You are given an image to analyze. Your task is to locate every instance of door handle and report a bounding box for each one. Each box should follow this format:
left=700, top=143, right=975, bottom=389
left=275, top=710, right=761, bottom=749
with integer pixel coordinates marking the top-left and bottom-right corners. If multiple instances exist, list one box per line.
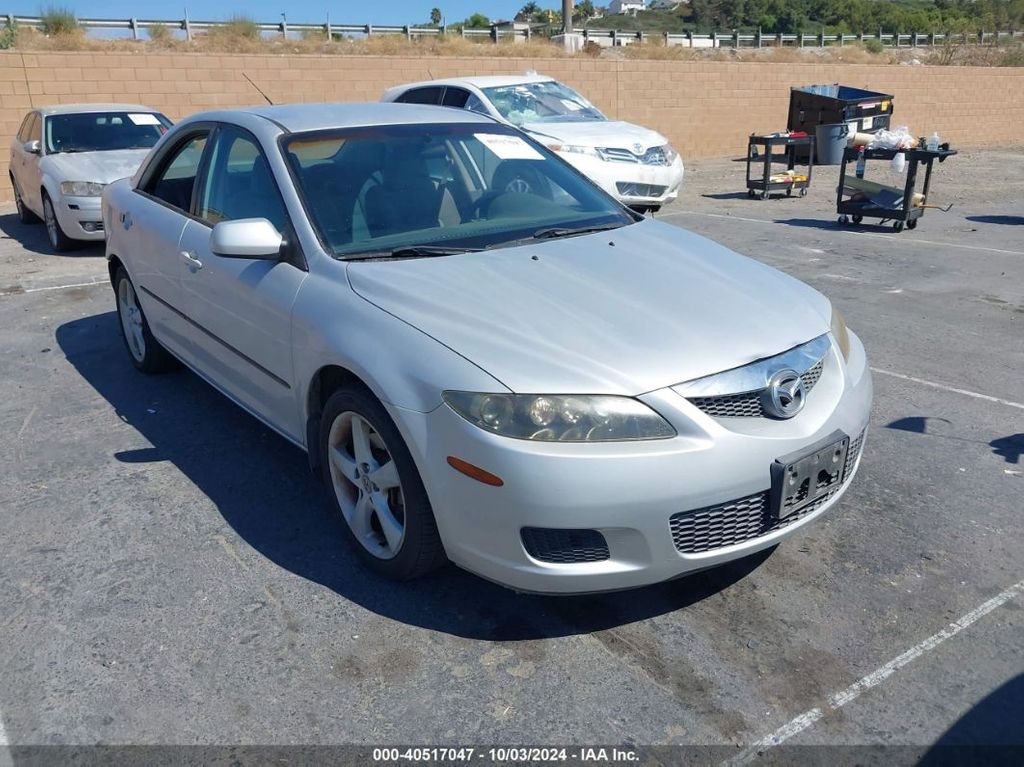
left=181, top=250, right=203, bottom=270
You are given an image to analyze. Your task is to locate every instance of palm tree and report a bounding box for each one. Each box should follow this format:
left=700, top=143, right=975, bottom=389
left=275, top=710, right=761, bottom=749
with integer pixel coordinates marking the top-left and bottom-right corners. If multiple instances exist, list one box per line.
left=430, top=7, right=442, bottom=26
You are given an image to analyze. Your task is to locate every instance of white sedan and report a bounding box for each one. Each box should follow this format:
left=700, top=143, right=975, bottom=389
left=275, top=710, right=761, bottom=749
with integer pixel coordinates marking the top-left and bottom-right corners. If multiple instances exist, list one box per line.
left=103, top=103, right=871, bottom=594
left=9, top=104, right=172, bottom=250
left=382, top=74, right=684, bottom=212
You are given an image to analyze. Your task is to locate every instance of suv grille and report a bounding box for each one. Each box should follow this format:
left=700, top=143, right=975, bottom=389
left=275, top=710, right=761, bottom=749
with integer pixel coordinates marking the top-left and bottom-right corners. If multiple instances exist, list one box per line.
left=600, top=146, right=671, bottom=166
left=689, top=359, right=825, bottom=419
left=616, top=182, right=668, bottom=198
left=521, top=527, right=610, bottom=564
left=669, top=430, right=865, bottom=554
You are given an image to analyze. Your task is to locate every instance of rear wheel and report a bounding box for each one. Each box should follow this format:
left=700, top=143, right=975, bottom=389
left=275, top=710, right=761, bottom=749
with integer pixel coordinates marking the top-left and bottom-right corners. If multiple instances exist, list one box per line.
left=42, top=192, right=78, bottom=252
left=321, top=387, right=446, bottom=580
left=114, top=267, right=178, bottom=373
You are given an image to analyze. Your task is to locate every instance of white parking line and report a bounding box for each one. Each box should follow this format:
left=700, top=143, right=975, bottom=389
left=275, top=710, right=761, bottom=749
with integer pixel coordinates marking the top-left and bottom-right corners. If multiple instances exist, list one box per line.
left=22, top=278, right=108, bottom=294
left=661, top=209, right=1024, bottom=257
left=725, top=580, right=1024, bottom=765
left=871, top=367, right=1024, bottom=411
left=0, top=710, right=11, bottom=767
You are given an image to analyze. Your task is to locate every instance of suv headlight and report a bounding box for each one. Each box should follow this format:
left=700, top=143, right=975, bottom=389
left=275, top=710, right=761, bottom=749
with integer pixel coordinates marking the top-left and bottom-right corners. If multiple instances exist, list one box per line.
left=60, top=181, right=106, bottom=197
left=662, top=144, right=679, bottom=163
left=443, top=392, right=676, bottom=442
left=830, top=306, right=851, bottom=361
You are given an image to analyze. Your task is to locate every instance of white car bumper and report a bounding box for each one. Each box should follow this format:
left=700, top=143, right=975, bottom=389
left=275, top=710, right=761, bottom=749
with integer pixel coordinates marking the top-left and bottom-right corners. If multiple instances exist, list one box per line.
left=559, top=153, right=684, bottom=208
left=55, top=194, right=105, bottom=241
left=393, top=332, right=872, bottom=594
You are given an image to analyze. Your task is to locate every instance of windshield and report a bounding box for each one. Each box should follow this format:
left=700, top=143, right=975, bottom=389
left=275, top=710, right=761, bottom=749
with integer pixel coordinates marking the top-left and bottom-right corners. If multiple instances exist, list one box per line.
left=482, top=81, right=605, bottom=126
left=283, top=123, right=634, bottom=259
left=44, top=111, right=172, bottom=154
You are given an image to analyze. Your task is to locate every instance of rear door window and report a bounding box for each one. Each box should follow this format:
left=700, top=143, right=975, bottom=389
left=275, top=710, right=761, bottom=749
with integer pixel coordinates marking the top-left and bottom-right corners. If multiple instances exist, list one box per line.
left=395, top=87, right=443, bottom=105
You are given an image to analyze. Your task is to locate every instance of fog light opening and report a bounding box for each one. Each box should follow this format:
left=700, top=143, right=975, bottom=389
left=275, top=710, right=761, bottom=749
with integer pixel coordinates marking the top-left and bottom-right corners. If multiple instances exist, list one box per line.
left=446, top=456, right=504, bottom=487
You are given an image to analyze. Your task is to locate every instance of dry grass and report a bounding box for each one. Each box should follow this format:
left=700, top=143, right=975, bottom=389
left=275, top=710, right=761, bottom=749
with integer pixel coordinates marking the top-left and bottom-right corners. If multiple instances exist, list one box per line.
left=7, top=27, right=1021, bottom=66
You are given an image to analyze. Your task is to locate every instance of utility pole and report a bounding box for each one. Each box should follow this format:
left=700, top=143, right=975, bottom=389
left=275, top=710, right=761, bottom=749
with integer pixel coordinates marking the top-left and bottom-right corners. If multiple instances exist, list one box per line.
left=563, top=0, right=573, bottom=35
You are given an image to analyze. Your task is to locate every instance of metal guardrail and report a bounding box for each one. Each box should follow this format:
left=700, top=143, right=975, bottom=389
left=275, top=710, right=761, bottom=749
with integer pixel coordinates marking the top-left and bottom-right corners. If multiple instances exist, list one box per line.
left=5, top=14, right=1023, bottom=47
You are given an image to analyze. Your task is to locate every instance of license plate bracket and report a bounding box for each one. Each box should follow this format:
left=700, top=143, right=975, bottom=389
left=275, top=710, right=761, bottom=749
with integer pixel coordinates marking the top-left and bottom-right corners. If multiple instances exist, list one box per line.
left=770, top=431, right=849, bottom=520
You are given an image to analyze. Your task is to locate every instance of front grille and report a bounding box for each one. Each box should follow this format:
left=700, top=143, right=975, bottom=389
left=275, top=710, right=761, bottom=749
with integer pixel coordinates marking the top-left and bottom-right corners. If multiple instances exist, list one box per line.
left=689, top=359, right=825, bottom=419
left=615, top=182, right=668, bottom=198
left=600, top=145, right=670, bottom=166
left=669, top=430, right=865, bottom=554
left=521, top=527, right=610, bottom=564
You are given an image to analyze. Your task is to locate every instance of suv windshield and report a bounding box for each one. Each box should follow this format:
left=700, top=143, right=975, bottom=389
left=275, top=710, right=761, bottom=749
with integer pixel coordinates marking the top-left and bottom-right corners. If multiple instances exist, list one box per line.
left=482, top=81, right=605, bottom=126
left=284, top=123, right=634, bottom=259
left=44, top=111, right=172, bottom=154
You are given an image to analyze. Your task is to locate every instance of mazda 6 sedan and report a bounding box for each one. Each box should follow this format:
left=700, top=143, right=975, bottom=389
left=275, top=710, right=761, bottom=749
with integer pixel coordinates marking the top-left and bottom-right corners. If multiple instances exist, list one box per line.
left=102, top=103, right=872, bottom=594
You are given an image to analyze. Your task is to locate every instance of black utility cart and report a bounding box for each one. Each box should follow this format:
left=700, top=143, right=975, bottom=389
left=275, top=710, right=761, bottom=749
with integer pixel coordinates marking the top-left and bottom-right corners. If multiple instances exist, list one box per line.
left=746, top=134, right=815, bottom=200
left=836, top=145, right=956, bottom=232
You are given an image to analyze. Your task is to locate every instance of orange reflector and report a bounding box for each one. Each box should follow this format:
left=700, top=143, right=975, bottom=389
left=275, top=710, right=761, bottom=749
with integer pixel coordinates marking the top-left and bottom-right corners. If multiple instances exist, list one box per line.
left=447, top=456, right=504, bottom=487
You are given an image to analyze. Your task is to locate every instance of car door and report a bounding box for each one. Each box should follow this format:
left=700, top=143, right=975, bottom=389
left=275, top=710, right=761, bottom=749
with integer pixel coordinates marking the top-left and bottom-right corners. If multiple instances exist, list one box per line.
left=125, top=128, right=212, bottom=357
left=177, top=124, right=306, bottom=440
left=13, top=113, right=43, bottom=214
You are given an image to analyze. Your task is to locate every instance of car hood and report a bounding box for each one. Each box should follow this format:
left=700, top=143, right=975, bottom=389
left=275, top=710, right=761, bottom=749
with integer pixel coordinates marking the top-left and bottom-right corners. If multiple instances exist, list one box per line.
left=524, top=120, right=668, bottom=151
left=347, top=219, right=832, bottom=395
left=41, top=149, right=151, bottom=185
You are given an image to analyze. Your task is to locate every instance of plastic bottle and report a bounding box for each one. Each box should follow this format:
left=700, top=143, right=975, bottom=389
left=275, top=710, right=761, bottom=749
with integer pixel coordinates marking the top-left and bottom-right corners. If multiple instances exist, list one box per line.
left=855, top=146, right=866, bottom=179
left=927, top=132, right=940, bottom=151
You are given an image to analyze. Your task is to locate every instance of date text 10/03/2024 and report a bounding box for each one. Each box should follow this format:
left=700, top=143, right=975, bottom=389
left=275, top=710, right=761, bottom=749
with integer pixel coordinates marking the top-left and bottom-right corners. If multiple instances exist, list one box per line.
left=372, top=747, right=639, bottom=762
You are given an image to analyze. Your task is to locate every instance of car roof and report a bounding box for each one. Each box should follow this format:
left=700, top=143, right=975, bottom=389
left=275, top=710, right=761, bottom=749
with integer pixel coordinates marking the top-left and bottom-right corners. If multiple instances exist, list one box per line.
left=35, top=103, right=164, bottom=116
left=392, top=74, right=555, bottom=91
left=189, top=102, right=500, bottom=133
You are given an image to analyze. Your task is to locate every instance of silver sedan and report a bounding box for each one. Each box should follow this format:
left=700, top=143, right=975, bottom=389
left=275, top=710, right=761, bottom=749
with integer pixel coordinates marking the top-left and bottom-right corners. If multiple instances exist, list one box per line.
left=102, top=103, right=872, bottom=593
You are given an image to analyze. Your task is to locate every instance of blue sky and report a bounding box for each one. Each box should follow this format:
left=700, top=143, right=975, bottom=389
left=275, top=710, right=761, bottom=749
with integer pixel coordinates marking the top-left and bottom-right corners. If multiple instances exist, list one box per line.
left=16, top=1, right=535, bottom=26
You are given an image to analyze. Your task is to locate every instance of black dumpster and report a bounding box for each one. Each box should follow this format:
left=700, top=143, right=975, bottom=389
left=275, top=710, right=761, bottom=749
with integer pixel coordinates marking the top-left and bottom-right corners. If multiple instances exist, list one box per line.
left=789, top=84, right=894, bottom=162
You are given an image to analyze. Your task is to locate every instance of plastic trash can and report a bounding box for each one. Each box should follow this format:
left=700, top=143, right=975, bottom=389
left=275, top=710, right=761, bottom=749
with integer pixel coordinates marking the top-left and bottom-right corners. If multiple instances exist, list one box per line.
left=815, top=123, right=850, bottom=165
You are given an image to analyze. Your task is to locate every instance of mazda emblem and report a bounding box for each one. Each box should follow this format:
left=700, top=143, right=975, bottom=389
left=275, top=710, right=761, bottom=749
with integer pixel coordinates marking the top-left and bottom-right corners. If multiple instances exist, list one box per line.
left=762, top=368, right=806, bottom=419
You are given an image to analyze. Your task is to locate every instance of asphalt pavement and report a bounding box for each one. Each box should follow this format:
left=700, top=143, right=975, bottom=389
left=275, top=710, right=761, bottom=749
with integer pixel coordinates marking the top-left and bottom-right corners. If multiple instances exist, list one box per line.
left=0, top=148, right=1021, bottom=758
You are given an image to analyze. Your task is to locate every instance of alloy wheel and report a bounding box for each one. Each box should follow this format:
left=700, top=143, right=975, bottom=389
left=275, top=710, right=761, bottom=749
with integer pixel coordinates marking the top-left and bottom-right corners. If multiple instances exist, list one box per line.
left=43, top=198, right=58, bottom=248
left=117, top=278, right=146, bottom=363
left=327, top=411, right=407, bottom=559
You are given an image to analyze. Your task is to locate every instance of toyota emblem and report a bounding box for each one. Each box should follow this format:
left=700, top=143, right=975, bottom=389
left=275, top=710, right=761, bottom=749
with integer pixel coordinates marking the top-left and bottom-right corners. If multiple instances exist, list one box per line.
left=633, top=142, right=644, bottom=154
left=762, top=368, right=806, bottom=419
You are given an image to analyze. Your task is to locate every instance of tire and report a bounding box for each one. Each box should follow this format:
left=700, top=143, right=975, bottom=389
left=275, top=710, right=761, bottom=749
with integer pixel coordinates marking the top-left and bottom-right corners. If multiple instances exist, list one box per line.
left=893, top=221, right=905, bottom=233
left=320, top=386, right=447, bottom=580
left=852, top=215, right=863, bottom=224
left=906, top=219, right=918, bottom=230
left=113, top=267, right=178, bottom=374
left=42, top=192, right=78, bottom=252
left=10, top=175, right=40, bottom=224
left=799, top=187, right=808, bottom=197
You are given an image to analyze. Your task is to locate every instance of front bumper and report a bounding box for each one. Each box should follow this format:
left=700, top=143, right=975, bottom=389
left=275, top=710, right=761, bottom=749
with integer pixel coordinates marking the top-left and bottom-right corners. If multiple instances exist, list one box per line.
left=393, top=332, right=872, bottom=594
left=56, top=194, right=105, bottom=241
left=559, top=153, right=684, bottom=207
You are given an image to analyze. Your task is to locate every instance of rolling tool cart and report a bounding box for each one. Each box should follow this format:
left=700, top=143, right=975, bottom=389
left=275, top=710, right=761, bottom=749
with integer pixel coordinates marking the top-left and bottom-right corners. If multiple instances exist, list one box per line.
left=746, top=133, right=814, bottom=199
left=836, top=145, right=956, bottom=232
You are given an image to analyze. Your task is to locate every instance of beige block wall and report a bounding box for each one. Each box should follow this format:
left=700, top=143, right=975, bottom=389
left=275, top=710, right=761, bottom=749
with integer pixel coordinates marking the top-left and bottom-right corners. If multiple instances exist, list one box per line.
left=1, top=50, right=1022, bottom=202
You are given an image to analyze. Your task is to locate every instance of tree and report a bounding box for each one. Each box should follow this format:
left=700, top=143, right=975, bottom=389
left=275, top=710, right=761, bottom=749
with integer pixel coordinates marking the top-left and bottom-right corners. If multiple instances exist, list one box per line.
left=516, top=2, right=542, bottom=21
left=464, top=12, right=491, bottom=28
left=575, top=0, right=597, bottom=21
left=430, top=7, right=442, bottom=25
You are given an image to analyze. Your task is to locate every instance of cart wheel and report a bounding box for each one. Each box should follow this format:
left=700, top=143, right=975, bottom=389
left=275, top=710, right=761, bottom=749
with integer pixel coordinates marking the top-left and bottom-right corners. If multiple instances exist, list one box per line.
left=852, top=215, right=863, bottom=225
left=747, top=189, right=756, bottom=198
left=760, top=191, right=769, bottom=200
left=893, top=221, right=905, bottom=233
left=799, top=187, right=808, bottom=197
left=838, top=215, right=849, bottom=226
left=786, top=187, right=793, bottom=197
left=906, top=219, right=918, bottom=230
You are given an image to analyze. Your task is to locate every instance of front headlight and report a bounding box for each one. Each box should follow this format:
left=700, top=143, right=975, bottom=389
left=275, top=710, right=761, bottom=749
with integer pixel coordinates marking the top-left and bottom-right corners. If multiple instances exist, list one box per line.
left=60, top=181, right=106, bottom=197
left=662, top=144, right=679, bottom=163
left=549, top=143, right=600, bottom=159
left=443, top=392, right=676, bottom=442
left=830, top=306, right=851, bottom=361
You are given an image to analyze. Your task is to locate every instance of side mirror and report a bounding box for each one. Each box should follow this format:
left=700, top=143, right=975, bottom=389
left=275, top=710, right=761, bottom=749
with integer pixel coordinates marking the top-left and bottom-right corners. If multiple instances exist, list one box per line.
left=23, top=140, right=40, bottom=155
left=209, top=218, right=283, bottom=259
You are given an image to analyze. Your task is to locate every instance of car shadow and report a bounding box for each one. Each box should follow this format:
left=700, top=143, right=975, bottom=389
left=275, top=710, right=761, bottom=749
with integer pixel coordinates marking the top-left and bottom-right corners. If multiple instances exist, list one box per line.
left=56, top=311, right=770, bottom=640
left=919, top=674, right=1024, bottom=764
left=0, top=211, right=104, bottom=257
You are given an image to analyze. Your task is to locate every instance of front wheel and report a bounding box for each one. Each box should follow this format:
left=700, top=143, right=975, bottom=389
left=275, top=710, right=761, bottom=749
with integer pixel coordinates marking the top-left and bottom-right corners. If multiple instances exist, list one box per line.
left=320, top=387, right=447, bottom=580
left=114, top=267, right=178, bottom=373
left=42, top=192, right=78, bottom=252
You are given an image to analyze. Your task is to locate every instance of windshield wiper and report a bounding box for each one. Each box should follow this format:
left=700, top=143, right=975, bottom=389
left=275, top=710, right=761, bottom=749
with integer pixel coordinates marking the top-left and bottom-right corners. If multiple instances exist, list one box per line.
left=532, top=223, right=623, bottom=240
left=346, top=245, right=482, bottom=261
